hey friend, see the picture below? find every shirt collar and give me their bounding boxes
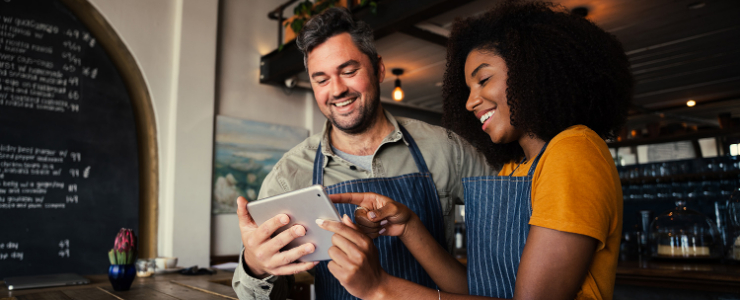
[319,109,408,166]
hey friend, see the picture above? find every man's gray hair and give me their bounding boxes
[296,7,379,74]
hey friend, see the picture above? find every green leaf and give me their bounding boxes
[278,44,285,52]
[108,249,115,265]
[301,1,312,15]
[291,18,305,35]
[360,0,368,6]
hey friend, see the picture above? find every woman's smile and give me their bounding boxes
[477,109,495,131]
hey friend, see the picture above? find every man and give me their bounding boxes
[232,7,493,300]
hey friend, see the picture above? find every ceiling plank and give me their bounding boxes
[399,26,448,47]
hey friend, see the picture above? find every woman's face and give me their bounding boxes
[464,49,522,144]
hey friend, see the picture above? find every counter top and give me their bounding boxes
[616,260,740,293]
[1,270,237,299]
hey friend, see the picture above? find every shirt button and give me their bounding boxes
[349,166,357,170]
[261,286,270,290]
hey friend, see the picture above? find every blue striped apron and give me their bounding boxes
[462,143,548,298]
[312,125,446,300]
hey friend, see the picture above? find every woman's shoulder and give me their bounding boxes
[534,125,617,179]
[545,125,611,160]
[550,125,605,145]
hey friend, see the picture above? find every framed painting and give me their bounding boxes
[212,116,308,214]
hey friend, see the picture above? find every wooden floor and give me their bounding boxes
[1,271,238,300]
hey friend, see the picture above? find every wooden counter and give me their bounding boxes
[10,261,737,299]
[616,260,740,294]
[1,270,237,300]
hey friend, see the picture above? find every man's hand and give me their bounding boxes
[237,196,318,278]
[330,193,417,239]
[316,215,389,300]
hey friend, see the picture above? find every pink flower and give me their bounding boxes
[114,228,135,252]
[109,228,137,265]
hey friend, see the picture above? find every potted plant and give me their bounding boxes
[107,228,137,291]
[282,0,378,46]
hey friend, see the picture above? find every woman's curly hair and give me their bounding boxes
[442,1,633,168]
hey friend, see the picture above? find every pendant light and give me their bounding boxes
[392,68,404,102]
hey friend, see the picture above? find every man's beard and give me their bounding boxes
[328,84,381,135]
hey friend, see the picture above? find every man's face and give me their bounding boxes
[307,32,385,134]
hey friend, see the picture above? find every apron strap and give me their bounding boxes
[312,124,430,185]
[312,144,325,186]
[526,142,549,177]
[507,142,550,177]
[398,124,430,174]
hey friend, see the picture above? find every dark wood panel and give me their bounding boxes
[171,279,239,298]
[16,291,72,300]
[99,285,179,300]
[62,288,120,300]
[140,281,231,300]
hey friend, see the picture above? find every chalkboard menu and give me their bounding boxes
[0,0,140,277]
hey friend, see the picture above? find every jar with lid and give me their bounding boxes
[726,187,740,261]
[649,200,723,259]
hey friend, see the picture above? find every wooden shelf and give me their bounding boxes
[620,170,740,186]
[608,128,740,148]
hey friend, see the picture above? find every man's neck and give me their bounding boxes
[329,110,394,156]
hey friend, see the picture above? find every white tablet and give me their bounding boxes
[247,185,342,261]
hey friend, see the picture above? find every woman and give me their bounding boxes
[317,1,632,299]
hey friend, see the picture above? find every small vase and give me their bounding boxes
[108,264,136,291]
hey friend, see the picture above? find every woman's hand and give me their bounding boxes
[331,193,469,295]
[329,193,418,239]
[316,214,390,300]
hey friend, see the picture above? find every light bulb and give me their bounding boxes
[393,86,404,101]
[686,100,696,107]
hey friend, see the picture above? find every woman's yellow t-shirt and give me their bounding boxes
[499,125,623,300]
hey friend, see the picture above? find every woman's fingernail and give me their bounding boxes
[380,220,388,226]
[379,228,386,235]
[369,211,377,219]
[280,215,289,224]
[314,261,320,265]
[315,219,324,226]
[305,244,314,252]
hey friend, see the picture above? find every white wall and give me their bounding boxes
[89,0,325,262]
[88,0,218,267]
[211,0,325,257]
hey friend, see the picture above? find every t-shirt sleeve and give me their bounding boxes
[528,136,619,251]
